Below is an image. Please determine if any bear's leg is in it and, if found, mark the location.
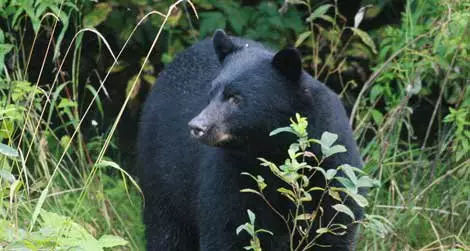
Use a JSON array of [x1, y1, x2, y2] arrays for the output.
[[144, 204, 198, 251], [197, 205, 247, 251]]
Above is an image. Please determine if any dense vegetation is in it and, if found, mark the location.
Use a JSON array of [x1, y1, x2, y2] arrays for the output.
[[0, 0, 468, 250]]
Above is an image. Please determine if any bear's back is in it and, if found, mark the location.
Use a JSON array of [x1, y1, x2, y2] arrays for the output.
[[137, 39, 216, 199]]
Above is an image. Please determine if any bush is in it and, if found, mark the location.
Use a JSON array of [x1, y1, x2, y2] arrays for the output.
[[238, 114, 381, 250]]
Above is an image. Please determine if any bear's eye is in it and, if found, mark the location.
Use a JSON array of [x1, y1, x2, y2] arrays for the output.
[[227, 94, 241, 105]]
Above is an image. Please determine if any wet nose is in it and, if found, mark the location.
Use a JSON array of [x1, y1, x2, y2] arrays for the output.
[[188, 120, 208, 138]]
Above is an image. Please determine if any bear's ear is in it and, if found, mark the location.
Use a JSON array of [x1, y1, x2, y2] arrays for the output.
[[272, 47, 302, 83], [213, 29, 238, 63]]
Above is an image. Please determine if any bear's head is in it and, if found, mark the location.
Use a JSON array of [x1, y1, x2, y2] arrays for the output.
[[188, 30, 313, 149]]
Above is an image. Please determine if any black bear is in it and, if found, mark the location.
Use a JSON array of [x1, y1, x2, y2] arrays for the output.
[[137, 30, 364, 250]]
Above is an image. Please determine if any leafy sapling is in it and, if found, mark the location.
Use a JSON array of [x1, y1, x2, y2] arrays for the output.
[[240, 114, 379, 250]]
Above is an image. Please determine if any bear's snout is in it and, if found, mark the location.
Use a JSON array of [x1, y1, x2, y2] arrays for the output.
[[188, 118, 209, 139], [188, 113, 232, 146]]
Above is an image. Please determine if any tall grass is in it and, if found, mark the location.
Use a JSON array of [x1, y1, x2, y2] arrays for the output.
[[351, 1, 470, 249], [1, 1, 197, 249]]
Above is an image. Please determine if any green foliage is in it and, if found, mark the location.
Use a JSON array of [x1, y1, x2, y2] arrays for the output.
[[236, 209, 273, 251], [289, 1, 378, 81], [0, 41, 13, 75], [366, 0, 469, 111], [444, 103, 470, 162], [0, 210, 127, 250], [0, 0, 145, 249], [0, 0, 79, 60], [200, 1, 304, 47], [0, 142, 143, 249], [352, 1, 470, 249], [240, 114, 380, 250], [83, 3, 112, 28]]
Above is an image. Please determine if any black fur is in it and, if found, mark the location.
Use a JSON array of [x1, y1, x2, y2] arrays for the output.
[[137, 31, 364, 251]]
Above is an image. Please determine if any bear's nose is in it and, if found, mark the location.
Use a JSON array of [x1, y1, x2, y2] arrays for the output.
[[188, 121, 207, 138]]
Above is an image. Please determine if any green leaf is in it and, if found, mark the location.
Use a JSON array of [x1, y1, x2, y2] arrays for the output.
[[39, 210, 99, 247], [325, 169, 337, 180], [332, 204, 355, 220], [354, 6, 370, 28], [357, 176, 380, 188], [0, 169, 15, 183], [320, 132, 338, 148], [335, 177, 357, 193], [288, 143, 300, 159], [318, 15, 335, 24], [0, 43, 13, 75], [199, 12, 226, 37], [24, 7, 40, 34], [269, 126, 297, 136], [338, 164, 358, 185], [306, 4, 332, 22], [369, 85, 383, 101], [0, 43, 13, 55], [57, 98, 77, 109], [316, 227, 329, 234], [226, 7, 250, 34], [242, 172, 267, 192], [236, 224, 247, 235], [295, 214, 312, 221], [240, 188, 262, 196], [98, 235, 128, 248], [300, 190, 312, 202], [319, 132, 347, 158], [49, 4, 71, 60], [126, 75, 142, 101], [241, 172, 257, 181], [371, 109, 384, 125], [0, 143, 18, 157], [59, 135, 71, 149], [83, 3, 112, 27], [328, 189, 342, 201], [255, 229, 274, 236], [143, 74, 157, 85], [295, 31, 311, 47], [287, 0, 307, 5], [85, 85, 104, 118], [30, 184, 50, 231], [323, 145, 347, 158], [348, 192, 369, 207], [277, 187, 296, 202], [311, 166, 327, 178], [247, 209, 256, 225], [350, 28, 377, 54], [307, 186, 324, 192], [256, 175, 267, 191], [328, 223, 348, 235], [258, 158, 281, 176]]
